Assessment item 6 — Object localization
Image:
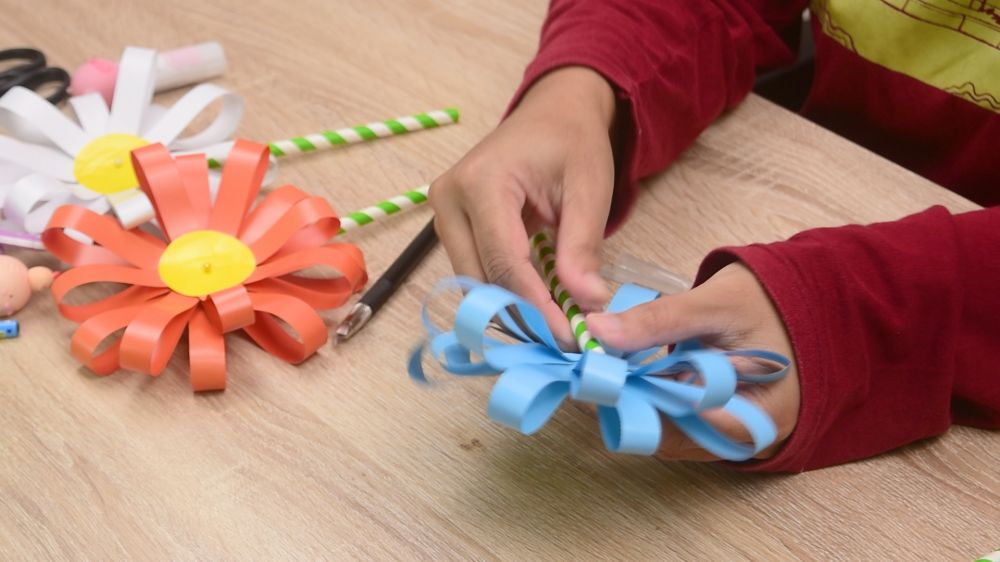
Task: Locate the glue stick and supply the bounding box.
[70,42,227,104]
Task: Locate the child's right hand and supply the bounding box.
[430,66,618,346]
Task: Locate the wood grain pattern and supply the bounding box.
[1,1,997,559]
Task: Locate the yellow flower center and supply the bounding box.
[158,231,256,297]
[73,133,149,194]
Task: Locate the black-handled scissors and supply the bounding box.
[0,48,70,104]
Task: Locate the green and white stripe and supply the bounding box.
[206,108,460,168]
[976,550,1000,562]
[337,184,430,234]
[531,232,604,353]
[206,108,459,167]
[271,108,458,156]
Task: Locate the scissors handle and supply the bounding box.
[0,48,46,80]
[6,66,70,104]
[0,48,69,105]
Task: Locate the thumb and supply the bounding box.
[586,290,720,351]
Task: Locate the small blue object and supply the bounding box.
[409,277,791,461]
[0,319,19,339]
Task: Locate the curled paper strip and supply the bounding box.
[409,278,790,460]
[43,140,367,391]
[0,46,247,237]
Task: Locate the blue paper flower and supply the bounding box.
[409,278,790,461]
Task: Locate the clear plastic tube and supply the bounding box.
[601,252,691,295]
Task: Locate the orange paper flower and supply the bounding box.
[43,139,367,391]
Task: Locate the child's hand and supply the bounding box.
[430,67,617,346]
[587,263,800,461]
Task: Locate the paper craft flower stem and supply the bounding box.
[410,278,790,460]
[44,140,367,391]
[205,109,459,168]
[338,184,429,234]
[531,232,601,352]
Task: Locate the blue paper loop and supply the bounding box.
[410,278,791,461]
[572,351,628,406]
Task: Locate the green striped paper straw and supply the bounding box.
[208,108,460,168]
[531,232,604,353]
[337,184,430,235]
[976,550,1000,562]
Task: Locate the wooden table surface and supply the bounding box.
[2,1,998,560]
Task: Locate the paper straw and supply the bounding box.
[337,184,430,235]
[0,229,44,250]
[531,232,604,353]
[207,108,460,168]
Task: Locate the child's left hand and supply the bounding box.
[586,262,800,461]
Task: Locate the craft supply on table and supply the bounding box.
[0,228,43,250]
[70,41,227,104]
[0,46,243,239]
[0,48,70,104]
[206,109,460,167]
[0,318,18,338]
[0,255,53,316]
[338,184,430,234]
[43,139,367,391]
[337,219,437,342]
[978,550,1000,562]
[530,232,602,353]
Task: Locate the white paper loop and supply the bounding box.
[107,189,155,229]
[0,87,87,155]
[69,93,111,138]
[0,135,74,181]
[144,83,243,150]
[5,173,73,233]
[107,47,157,135]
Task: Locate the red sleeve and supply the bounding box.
[508,0,808,228]
[695,205,1000,472]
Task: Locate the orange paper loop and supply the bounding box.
[189,310,227,391]
[132,144,201,239]
[247,196,340,262]
[71,304,147,375]
[243,291,328,364]
[43,206,165,268]
[209,139,269,235]
[248,244,367,290]
[238,185,309,243]
[44,139,368,391]
[119,292,197,375]
[52,265,168,321]
[175,154,211,227]
[205,285,255,333]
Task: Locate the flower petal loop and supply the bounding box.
[410,280,791,461]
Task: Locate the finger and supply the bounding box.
[586,290,722,351]
[655,402,790,462]
[466,185,576,346]
[429,176,486,280]
[555,153,613,312]
[655,409,745,462]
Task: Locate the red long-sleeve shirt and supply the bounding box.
[511,0,1000,471]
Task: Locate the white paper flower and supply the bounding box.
[0,47,244,234]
